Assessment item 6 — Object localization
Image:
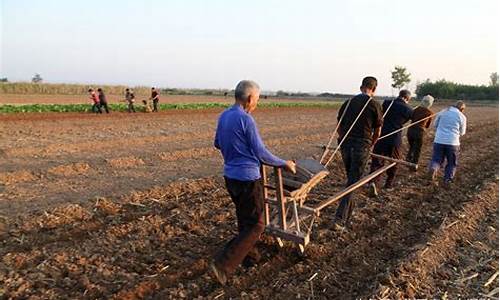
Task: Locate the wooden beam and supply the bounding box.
[266,197,316,215]
[264,184,276,190]
[274,167,287,230]
[370,153,418,171]
[261,165,270,226]
[313,163,397,215]
[265,225,310,246]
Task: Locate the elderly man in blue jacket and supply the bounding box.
[210,80,296,284]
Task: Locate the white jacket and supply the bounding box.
[433,106,467,146]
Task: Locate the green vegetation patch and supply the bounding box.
[0,102,341,114]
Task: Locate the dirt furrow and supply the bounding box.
[1,110,336,159]
[0,130,330,215]
[370,181,498,299]
[0,106,497,299]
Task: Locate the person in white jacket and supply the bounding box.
[428,101,467,185]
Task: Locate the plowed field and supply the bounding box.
[0,105,498,299]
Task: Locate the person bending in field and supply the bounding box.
[406,94,434,166]
[428,101,467,187]
[369,89,413,197]
[88,88,102,113]
[97,88,110,114]
[334,76,383,231]
[142,99,152,113]
[210,80,296,285]
[125,88,136,113]
[151,87,160,112]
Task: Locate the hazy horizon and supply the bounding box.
[1,0,498,95]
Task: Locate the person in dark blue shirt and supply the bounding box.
[369,89,413,196]
[210,80,296,285]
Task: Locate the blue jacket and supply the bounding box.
[214,104,286,181]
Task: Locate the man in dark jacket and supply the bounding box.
[406,95,434,166]
[97,88,110,114]
[151,87,160,112]
[334,76,383,230]
[369,90,413,196]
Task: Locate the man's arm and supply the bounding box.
[337,100,347,122]
[433,112,441,130]
[406,106,414,124]
[336,100,348,137]
[371,126,381,146]
[214,121,221,149]
[246,117,286,166]
[371,101,383,146]
[425,117,432,128]
[460,115,467,136]
[424,111,433,128]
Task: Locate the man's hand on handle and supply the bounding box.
[371,126,382,148]
[284,160,296,174]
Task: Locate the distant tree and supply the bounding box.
[318,92,336,98]
[416,78,498,100]
[490,72,499,86]
[391,66,411,90]
[0,78,8,82]
[276,90,290,97]
[32,73,43,83]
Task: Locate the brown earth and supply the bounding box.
[0,105,498,299]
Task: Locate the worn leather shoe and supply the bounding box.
[209,262,227,285]
[368,182,378,197]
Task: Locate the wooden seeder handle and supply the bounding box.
[370,153,418,171]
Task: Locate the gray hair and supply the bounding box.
[421,95,434,108]
[455,100,466,111]
[235,80,260,101]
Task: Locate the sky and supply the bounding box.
[0,0,498,95]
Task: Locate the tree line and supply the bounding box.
[2,70,497,100]
[416,75,498,101]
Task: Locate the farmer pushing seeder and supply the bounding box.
[209,77,466,285]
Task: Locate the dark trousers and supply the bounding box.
[127,102,136,113]
[370,141,401,187]
[153,99,159,112]
[92,103,102,113]
[100,102,110,113]
[429,143,459,181]
[215,177,265,275]
[335,138,371,223]
[406,129,424,164]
